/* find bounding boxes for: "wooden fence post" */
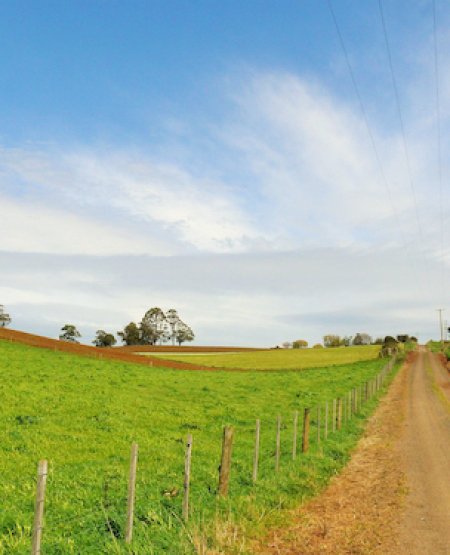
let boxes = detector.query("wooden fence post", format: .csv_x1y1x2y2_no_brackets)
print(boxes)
302,408,310,453
292,411,298,460
252,419,260,483
275,416,281,471
350,388,353,414
182,434,193,522
218,426,234,496
324,401,328,440
337,398,342,430
125,442,138,544
332,399,336,432
31,459,48,555
317,406,321,444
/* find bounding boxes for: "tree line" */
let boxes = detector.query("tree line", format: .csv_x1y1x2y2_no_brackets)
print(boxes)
282,333,418,350
322,333,417,347
118,307,194,346
59,307,195,347
0,304,194,348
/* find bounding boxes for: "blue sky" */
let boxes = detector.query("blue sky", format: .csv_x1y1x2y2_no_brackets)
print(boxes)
1,1,449,344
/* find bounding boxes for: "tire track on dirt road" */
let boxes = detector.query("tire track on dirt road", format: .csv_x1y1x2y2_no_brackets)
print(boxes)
394,349,450,554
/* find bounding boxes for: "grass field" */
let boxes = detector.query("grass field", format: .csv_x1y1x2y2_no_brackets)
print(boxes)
0,340,395,554
146,345,380,370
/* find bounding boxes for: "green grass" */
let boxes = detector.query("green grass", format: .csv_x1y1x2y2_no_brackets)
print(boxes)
146,345,380,370
0,340,395,554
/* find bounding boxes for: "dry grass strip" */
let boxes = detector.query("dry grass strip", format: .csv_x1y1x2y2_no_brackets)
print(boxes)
254,357,412,555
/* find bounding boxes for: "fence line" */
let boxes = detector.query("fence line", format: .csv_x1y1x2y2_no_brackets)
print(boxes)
25,357,396,550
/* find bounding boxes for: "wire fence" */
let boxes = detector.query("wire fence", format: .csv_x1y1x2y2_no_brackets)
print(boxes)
11,357,397,554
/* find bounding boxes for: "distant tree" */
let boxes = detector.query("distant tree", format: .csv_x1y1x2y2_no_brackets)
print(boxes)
380,335,399,358
282,341,293,349
59,324,81,343
140,307,169,345
166,308,182,345
118,322,141,345
0,305,11,327
341,336,352,347
396,334,409,343
353,333,372,346
312,343,323,349
93,330,117,348
384,336,398,346
175,322,195,345
323,335,341,348
292,339,308,349
119,307,195,346
410,336,418,343
373,337,384,345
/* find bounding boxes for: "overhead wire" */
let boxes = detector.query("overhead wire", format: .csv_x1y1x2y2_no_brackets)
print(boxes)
377,0,424,240
326,0,404,245
432,0,445,306
377,0,436,305
326,0,430,307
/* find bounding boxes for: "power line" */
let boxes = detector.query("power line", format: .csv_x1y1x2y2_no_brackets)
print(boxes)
377,0,435,303
432,0,445,305
326,0,430,303
378,0,425,240
326,0,404,245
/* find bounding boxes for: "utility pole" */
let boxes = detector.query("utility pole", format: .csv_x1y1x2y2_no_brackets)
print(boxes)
436,308,444,349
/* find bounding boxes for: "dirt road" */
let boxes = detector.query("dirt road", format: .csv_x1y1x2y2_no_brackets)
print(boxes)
395,349,450,554
256,350,450,554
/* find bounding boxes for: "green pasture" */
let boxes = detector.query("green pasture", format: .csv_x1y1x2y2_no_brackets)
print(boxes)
0,340,395,554
147,344,380,370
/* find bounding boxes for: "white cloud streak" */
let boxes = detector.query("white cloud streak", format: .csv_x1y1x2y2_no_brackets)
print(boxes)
1,67,449,343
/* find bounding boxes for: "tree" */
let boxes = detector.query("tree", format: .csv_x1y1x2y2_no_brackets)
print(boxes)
396,334,409,343
352,333,372,346
140,307,169,345
312,343,323,349
93,330,117,348
341,336,352,347
384,336,398,346
118,322,141,345
166,308,182,345
380,335,399,357
118,307,195,346
323,334,341,348
175,322,195,345
0,305,11,327
292,339,308,349
59,324,81,343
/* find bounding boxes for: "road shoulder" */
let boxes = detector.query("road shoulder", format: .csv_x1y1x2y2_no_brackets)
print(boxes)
254,356,411,554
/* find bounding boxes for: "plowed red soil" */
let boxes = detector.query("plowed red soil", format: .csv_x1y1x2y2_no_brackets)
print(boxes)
0,328,216,371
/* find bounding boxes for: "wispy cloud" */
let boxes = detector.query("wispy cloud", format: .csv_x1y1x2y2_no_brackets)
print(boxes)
1,66,448,342
1,69,446,257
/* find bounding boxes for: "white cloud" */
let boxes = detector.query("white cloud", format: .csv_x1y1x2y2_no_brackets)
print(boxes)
0,247,443,345
1,66,449,343
0,195,169,255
